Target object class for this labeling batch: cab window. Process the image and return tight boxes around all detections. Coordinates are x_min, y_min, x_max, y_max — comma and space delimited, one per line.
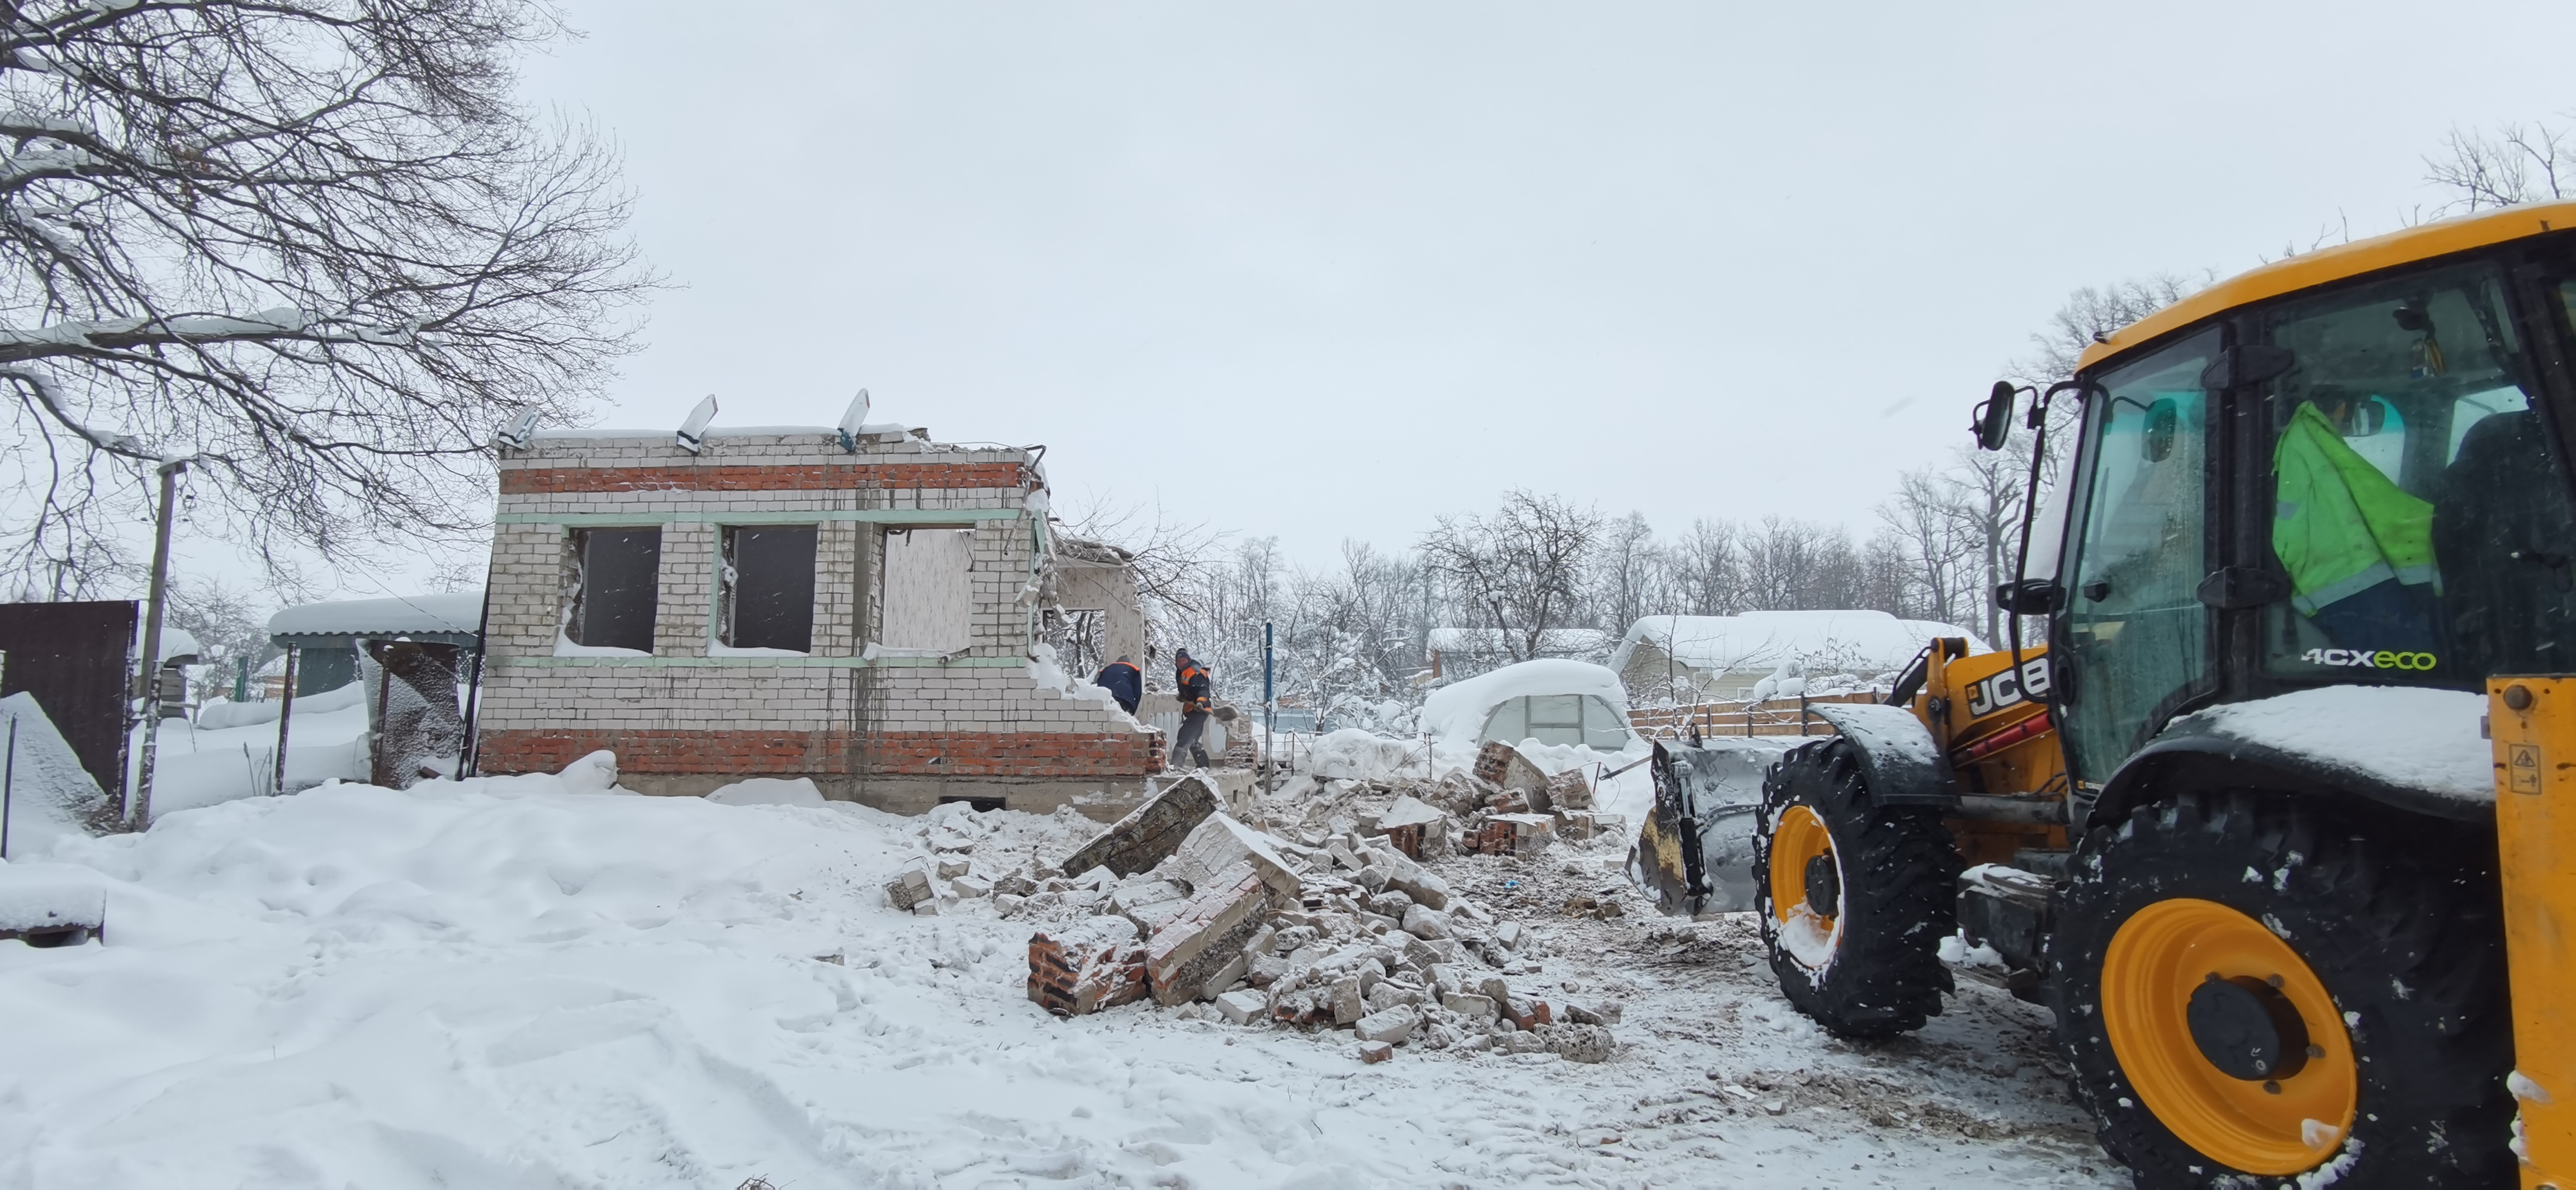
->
2257, 263, 2576, 683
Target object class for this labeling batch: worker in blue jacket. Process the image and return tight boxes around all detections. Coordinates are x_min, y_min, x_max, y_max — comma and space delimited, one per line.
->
1092, 655, 1141, 715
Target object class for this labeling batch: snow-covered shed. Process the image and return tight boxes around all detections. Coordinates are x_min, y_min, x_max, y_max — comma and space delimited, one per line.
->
1422, 659, 1640, 752
265, 592, 487, 788
1609, 611, 1988, 705
267, 593, 484, 695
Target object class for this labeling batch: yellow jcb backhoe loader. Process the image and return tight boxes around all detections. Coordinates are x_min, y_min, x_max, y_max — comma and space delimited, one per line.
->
1639, 200, 2576, 1187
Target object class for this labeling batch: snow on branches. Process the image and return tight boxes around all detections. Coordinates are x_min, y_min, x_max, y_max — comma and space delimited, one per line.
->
0, 0, 650, 593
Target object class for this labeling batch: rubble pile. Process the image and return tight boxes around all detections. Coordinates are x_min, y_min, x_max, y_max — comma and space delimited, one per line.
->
881, 768, 1629, 1064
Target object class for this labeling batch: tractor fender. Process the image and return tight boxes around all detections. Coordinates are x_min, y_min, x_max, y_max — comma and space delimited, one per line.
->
2089, 687, 2496, 832
1805, 702, 1958, 809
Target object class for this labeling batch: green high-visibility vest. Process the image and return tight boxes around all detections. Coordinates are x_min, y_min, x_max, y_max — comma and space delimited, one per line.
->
2273, 400, 2437, 614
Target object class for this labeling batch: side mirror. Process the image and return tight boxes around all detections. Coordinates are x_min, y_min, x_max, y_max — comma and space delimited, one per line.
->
2142, 398, 2180, 462
1972, 381, 2018, 451
1994, 578, 2064, 616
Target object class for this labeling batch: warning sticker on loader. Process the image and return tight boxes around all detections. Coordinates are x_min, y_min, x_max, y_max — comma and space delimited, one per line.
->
2508, 743, 2542, 795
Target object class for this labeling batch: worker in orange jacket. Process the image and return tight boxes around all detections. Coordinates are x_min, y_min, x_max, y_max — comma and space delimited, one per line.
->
1171, 649, 1213, 769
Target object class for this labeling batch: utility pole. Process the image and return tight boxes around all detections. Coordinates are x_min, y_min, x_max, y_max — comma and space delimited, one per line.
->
130, 456, 190, 832
1262, 621, 1275, 798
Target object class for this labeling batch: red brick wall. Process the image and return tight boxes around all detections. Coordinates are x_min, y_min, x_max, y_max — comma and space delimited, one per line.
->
477, 728, 1161, 778
499, 462, 1027, 495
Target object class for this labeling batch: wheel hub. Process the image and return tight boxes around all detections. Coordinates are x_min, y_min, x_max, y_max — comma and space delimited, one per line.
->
1803, 851, 1840, 914
2101, 898, 2357, 1175
2186, 973, 2312, 1081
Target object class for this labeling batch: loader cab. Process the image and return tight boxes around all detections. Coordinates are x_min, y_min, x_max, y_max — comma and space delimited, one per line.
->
2023, 224, 2576, 807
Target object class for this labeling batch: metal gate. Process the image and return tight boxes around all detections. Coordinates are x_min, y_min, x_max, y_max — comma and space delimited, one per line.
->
0, 600, 136, 803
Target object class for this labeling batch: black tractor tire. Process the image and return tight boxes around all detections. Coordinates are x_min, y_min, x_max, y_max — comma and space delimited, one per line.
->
1753, 736, 1963, 1039
2048, 790, 2515, 1188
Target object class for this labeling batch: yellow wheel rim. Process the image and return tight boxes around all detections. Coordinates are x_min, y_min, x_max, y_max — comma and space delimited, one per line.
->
2103, 898, 2357, 1175
1768, 804, 1840, 970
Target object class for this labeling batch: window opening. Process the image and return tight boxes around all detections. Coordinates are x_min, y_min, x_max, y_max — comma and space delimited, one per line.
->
719, 525, 818, 653
565, 527, 661, 653
877, 527, 975, 653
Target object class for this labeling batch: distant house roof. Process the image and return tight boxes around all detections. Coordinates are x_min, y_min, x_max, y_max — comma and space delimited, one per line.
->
1608, 611, 1988, 678
267, 593, 485, 649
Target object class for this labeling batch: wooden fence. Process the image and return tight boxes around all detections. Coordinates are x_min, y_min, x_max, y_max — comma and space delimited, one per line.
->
1627, 691, 1883, 739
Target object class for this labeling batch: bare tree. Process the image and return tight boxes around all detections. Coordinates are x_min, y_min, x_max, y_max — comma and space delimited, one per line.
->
0, 0, 651, 593
2427, 117, 2574, 214
1589, 511, 1666, 637
1418, 489, 1602, 663
1878, 466, 1978, 624
1668, 517, 1740, 616
164, 574, 271, 701
2011, 275, 2203, 386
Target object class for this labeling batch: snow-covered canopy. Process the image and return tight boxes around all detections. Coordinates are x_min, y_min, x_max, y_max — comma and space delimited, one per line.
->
133, 624, 201, 664
268, 593, 484, 649
1421, 659, 1639, 750
1608, 611, 1989, 681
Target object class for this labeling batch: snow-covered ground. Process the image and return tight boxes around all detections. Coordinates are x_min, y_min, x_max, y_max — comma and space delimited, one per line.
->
0, 772, 2118, 1187
138, 689, 374, 815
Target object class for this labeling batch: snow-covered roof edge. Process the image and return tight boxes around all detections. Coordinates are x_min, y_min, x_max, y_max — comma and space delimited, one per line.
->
269, 593, 485, 642
1606, 611, 1990, 676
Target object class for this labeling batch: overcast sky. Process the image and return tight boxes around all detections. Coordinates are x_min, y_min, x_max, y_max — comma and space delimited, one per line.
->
501, 1, 2574, 572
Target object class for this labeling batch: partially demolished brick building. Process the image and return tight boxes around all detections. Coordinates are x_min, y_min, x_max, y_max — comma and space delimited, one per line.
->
472, 421, 1161, 815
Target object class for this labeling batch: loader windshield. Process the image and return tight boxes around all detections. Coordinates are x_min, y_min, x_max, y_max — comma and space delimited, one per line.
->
2257, 261, 2576, 684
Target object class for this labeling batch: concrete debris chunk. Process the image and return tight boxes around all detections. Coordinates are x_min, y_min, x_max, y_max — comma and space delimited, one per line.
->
1332, 975, 1366, 1025
936, 856, 972, 878
1441, 992, 1497, 1020
1366, 981, 1420, 1013
1353, 1004, 1421, 1044
885, 863, 937, 911
1144, 862, 1272, 1006
1401, 904, 1451, 941
1361, 839, 1449, 910
1166, 814, 1303, 900
1357, 1040, 1394, 1064
951, 875, 992, 899
1567, 999, 1624, 1026
1198, 952, 1251, 1000
1495, 921, 1524, 951
1059, 773, 1221, 879
1214, 988, 1268, 1025
1365, 891, 1413, 919
1535, 1023, 1614, 1063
